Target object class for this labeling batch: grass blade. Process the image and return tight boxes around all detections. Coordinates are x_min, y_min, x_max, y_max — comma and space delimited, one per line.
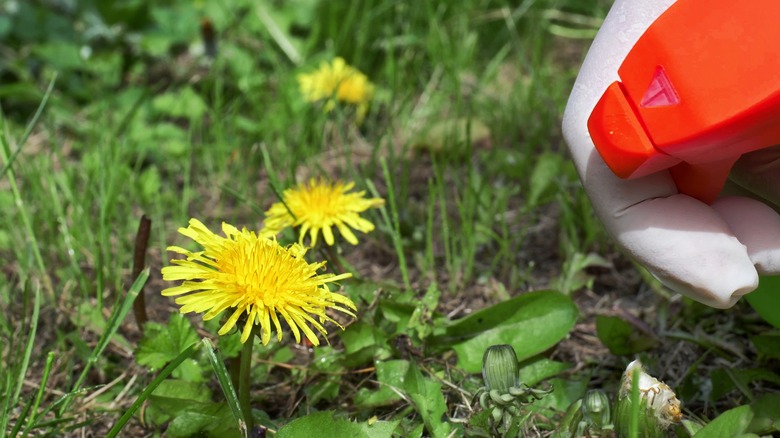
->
59, 268, 150, 415
8, 396, 34, 438
12, 282, 40, 409
1, 373, 11, 438
630, 367, 640, 438
105, 341, 200, 438
202, 338, 245, 433
21, 351, 56, 437
255, 3, 301, 65
0, 74, 56, 180
366, 158, 410, 288
0, 110, 54, 298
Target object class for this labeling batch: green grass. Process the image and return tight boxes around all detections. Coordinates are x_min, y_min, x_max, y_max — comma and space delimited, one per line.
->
1, 0, 779, 436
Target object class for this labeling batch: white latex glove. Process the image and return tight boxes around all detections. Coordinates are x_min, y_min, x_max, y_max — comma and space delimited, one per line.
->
562, 0, 780, 308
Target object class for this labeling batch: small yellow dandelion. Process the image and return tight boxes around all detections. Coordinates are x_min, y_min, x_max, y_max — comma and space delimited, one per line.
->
297, 57, 374, 120
263, 179, 384, 247
161, 219, 356, 345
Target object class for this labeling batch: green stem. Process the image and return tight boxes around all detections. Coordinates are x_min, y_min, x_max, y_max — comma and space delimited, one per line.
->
322, 244, 346, 274
629, 368, 640, 438
239, 335, 255, 433
229, 355, 241, 395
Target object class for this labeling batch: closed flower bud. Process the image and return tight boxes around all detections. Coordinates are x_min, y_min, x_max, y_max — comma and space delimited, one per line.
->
614, 360, 682, 438
582, 389, 611, 431
481, 344, 520, 392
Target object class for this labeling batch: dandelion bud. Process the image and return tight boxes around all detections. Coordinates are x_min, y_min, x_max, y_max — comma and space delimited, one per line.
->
582, 389, 611, 431
614, 360, 682, 438
481, 344, 519, 392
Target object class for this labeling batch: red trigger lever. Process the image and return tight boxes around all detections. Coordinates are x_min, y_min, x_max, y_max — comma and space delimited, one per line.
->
587, 0, 780, 204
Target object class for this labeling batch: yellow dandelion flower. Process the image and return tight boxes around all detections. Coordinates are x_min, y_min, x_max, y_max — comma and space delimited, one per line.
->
297, 57, 374, 120
161, 218, 356, 345
263, 178, 384, 247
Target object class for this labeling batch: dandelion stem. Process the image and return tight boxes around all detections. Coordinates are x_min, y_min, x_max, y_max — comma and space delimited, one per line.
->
239, 333, 255, 433
229, 355, 241, 395
322, 245, 346, 275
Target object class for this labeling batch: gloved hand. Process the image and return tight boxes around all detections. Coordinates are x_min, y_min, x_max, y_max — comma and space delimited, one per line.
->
562, 0, 780, 308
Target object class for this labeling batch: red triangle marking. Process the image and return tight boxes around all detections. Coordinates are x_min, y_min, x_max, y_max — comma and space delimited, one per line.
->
641, 66, 680, 108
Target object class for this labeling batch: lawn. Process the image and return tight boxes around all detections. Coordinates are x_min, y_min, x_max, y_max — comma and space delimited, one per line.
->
1, 0, 779, 437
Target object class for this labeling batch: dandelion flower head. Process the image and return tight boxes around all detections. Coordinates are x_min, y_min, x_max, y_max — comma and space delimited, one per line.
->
621, 360, 682, 425
297, 57, 374, 119
263, 178, 384, 247
161, 219, 356, 345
